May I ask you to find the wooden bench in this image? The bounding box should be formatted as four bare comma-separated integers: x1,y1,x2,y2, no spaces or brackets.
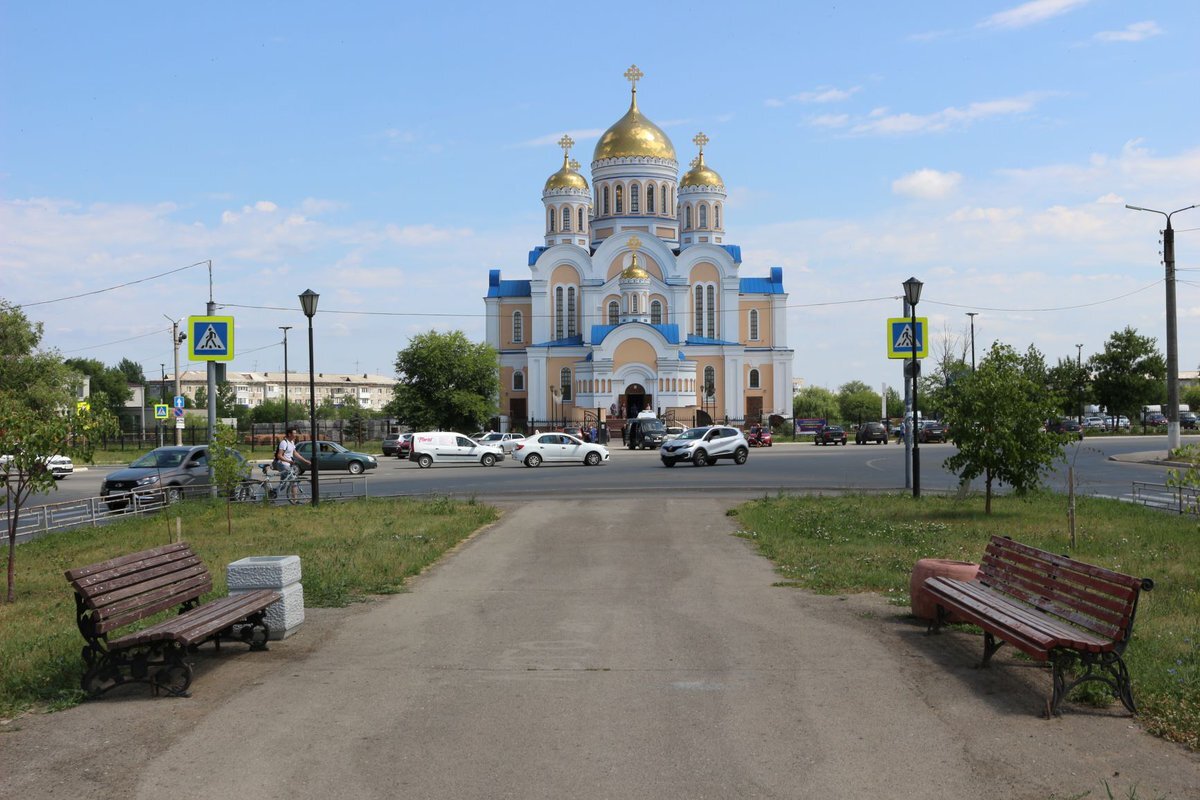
923,535,1154,716
65,542,280,698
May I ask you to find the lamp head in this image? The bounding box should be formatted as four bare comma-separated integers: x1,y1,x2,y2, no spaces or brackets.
299,289,320,318
902,277,923,307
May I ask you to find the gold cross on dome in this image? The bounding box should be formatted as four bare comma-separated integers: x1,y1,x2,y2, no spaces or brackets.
693,131,709,153
624,64,644,91
568,159,581,171
558,134,574,156
690,156,700,168
627,234,643,252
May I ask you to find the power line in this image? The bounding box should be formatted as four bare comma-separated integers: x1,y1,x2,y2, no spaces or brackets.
61,326,171,354
14,260,210,308
924,279,1162,313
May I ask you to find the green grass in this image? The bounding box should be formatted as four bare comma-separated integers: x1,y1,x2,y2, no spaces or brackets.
0,495,497,717
733,492,1200,750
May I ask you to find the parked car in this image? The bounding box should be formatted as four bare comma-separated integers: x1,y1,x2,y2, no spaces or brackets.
512,433,609,467
101,445,226,510
659,426,749,467
663,425,686,441
814,425,847,446
1082,416,1107,431
0,453,74,480
1181,411,1199,430
295,441,378,475
1105,415,1131,431
918,420,947,443
1143,412,1168,427
624,416,667,450
1046,418,1083,440
396,432,414,457
381,433,404,456
746,424,773,447
476,431,526,454
855,422,888,445
409,431,505,468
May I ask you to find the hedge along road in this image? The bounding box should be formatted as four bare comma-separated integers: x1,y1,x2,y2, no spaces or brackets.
3,495,1195,800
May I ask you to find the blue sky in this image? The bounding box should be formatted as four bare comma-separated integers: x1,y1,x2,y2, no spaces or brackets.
3,0,1199,393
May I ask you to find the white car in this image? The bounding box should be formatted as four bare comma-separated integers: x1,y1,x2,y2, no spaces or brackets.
476,431,526,454
0,453,74,479
512,433,609,467
1082,416,1107,431
659,426,750,467
409,431,505,468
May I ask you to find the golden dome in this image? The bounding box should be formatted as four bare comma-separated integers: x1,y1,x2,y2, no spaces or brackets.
544,154,589,191
593,91,677,162
621,251,650,280
680,152,724,189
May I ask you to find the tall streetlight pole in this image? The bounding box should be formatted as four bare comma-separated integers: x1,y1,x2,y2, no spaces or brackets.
966,312,978,372
1076,344,1084,425
164,315,185,445
299,290,320,507
1126,203,1196,452
279,326,292,432
903,277,923,499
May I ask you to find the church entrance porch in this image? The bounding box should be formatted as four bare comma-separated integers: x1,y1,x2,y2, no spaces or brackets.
621,384,652,418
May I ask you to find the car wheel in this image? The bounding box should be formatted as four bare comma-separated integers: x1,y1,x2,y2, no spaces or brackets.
480,453,496,467
165,486,182,504
692,449,708,467
417,454,433,469
662,459,675,468
584,451,601,466
733,447,748,465
347,461,365,475
525,453,542,467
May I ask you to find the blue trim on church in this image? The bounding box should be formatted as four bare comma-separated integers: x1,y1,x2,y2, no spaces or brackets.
720,244,743,262
591,323,681,345
686,334,742,346
530,334,583,348
528,247,547,266
739,266,785,295
487,269,531,298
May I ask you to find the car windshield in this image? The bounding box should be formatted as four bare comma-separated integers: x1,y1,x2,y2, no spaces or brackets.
639,420,665,432
480,433,504,443
678,428,709,441
130,449,188,468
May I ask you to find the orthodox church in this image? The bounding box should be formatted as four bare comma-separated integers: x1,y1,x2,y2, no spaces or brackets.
484,66,793,431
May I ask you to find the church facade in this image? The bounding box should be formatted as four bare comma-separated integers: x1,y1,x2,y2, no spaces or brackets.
484,66,793,431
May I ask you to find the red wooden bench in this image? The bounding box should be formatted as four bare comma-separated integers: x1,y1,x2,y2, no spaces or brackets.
65,542,280,698
923,535,1154,716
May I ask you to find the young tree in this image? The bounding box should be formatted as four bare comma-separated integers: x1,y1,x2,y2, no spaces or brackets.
1089,327,1166,424
64,357,132,416
390,331,499,432
942,343,1066,513
116,357,146,385
208,424,248,535
793,386,840,423
836,380,882,425
1046,356,1090,418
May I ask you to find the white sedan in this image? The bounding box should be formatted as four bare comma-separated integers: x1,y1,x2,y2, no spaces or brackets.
512,433,610,467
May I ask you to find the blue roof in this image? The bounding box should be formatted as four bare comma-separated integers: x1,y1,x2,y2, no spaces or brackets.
530,334,583,348
590,323,681,345
486,269,531,298
685,334,741,346
528,247,547,266
720,244,742,263
739,266,784,295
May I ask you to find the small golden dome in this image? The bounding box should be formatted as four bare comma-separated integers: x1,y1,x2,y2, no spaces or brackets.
544,154,589,191
621,252,650,280
593,91,677,162
680,152,724,189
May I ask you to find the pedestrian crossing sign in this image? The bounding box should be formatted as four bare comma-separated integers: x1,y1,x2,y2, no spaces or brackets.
887,317,928,359
188,315,235,361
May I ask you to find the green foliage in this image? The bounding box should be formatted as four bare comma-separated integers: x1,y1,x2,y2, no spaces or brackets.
1090,327,1166,423
837,380,882,425
115,357,146,385
388,330,499,432
249,398,309,424
941,342,1065,512
208,424,245,498
1182,385,1200,412
793,385,840,422
1046,355,1090,417
63,357,132,416
194,380,238,418
1165,443,1200,522
885,386,903,418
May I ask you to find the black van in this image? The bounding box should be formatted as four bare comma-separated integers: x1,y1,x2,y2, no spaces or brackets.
624,417,667,450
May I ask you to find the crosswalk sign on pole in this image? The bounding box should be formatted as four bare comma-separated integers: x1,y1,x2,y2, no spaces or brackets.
886,317,929,359
188,315,235,361
154,404,169,420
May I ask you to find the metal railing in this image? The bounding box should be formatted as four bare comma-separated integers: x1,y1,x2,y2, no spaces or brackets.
1131,481,1200,516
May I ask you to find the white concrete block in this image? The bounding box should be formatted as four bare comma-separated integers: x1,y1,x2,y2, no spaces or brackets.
231,581,305,640
226,555,301,590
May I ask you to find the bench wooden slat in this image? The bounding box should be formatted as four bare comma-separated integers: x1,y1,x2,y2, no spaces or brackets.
93,576,215,633
979,561,1127,640
982,549,1135,633
64,542,193,582
71,554,206,601
112,590,280,648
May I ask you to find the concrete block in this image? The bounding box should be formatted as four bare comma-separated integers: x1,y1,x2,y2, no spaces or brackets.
226,555,301,590
231,582,305,640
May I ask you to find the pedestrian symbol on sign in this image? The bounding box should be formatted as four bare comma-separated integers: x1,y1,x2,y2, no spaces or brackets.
886,317,929,359
188,316,235,361
894,323,919,351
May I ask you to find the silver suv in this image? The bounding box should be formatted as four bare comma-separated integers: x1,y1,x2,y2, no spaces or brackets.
659,426,749,467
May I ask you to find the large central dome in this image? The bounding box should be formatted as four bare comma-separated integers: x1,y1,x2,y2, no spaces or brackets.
593,92,677,162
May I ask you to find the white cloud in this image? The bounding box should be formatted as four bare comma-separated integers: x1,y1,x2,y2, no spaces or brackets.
979,0,1091,31
1094,20,1162,43
851,94,1046,135
520,129,604,148
808,114,850,129
892,169,963,200
767,86,860,108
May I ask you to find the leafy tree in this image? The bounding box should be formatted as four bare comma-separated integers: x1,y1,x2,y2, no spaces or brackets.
1181,385,1200,414
195,381,238,418
250,398,309,424
837,380,882,425
208,424,247,534
793,386,839,423
885,386,903,419
388,331,499,432
116,357,146,385
63,357,132,416
1089,327,1166,425
1046,356,1090,418
942,343,1066,514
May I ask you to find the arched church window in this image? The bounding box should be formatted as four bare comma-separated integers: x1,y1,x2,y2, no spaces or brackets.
685,205,692,230
615,185,623,214
560,368,572,402
561,207,571,231
646,183,655,213
699,204,708,229
715,203,721,229
578,207,584,231
603,186,610,215
631,184,640,213
662,185,668,216
650,300,662,325
704,366,716,399
608,301,619,326
693,285,703,336
567,287,577,337
548,208,555,232
749,369,760,389
706,285,716,338
512,310,523,343
631,295,638,314
555,286,564,339
513,370,525,392
749,309,759,341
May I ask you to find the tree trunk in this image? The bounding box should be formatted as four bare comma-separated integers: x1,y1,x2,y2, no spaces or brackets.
985,469,993,515
6,504,18,603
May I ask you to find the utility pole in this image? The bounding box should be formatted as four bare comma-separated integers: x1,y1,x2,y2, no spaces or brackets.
165,316,185,445
1076,344,1084,425
159,363,166,448
280,326,292,431
966,312,978,372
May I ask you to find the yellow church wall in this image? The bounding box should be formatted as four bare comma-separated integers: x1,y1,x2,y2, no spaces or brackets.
613,338,657,369
694,356,724,409
744,364,774,415
739,298,773,346
550,264,581,285
501,301,532,350
689,262,720,283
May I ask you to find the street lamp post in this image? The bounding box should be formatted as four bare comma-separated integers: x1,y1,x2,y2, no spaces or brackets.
903,277,923,499
299,290,320,506
966,312,978,372
1126,203,1197,452
1076,344,1084,425
279,326,292,432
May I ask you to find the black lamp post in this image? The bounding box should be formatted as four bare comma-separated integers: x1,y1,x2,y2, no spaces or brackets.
966,312,978,372
1076,343,1083,425
903,276,923,499
280,326,292,432
299,290,320,506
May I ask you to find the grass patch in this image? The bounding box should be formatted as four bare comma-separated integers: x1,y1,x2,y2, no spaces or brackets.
0,495,497,718
734,491,1200,750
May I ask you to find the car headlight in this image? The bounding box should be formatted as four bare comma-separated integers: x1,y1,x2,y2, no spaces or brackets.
136,475,160,486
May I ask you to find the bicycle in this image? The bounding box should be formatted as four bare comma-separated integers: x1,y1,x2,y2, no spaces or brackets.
254,463,308,504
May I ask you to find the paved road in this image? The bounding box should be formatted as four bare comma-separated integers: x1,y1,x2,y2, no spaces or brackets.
3,495,1195,799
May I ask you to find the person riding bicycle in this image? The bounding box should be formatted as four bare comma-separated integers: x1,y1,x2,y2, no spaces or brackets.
275,428,311,485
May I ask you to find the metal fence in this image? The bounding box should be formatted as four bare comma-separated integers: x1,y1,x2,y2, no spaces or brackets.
1131,481,1200,516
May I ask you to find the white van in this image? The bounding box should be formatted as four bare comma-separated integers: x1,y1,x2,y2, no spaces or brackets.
409,431,505,468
